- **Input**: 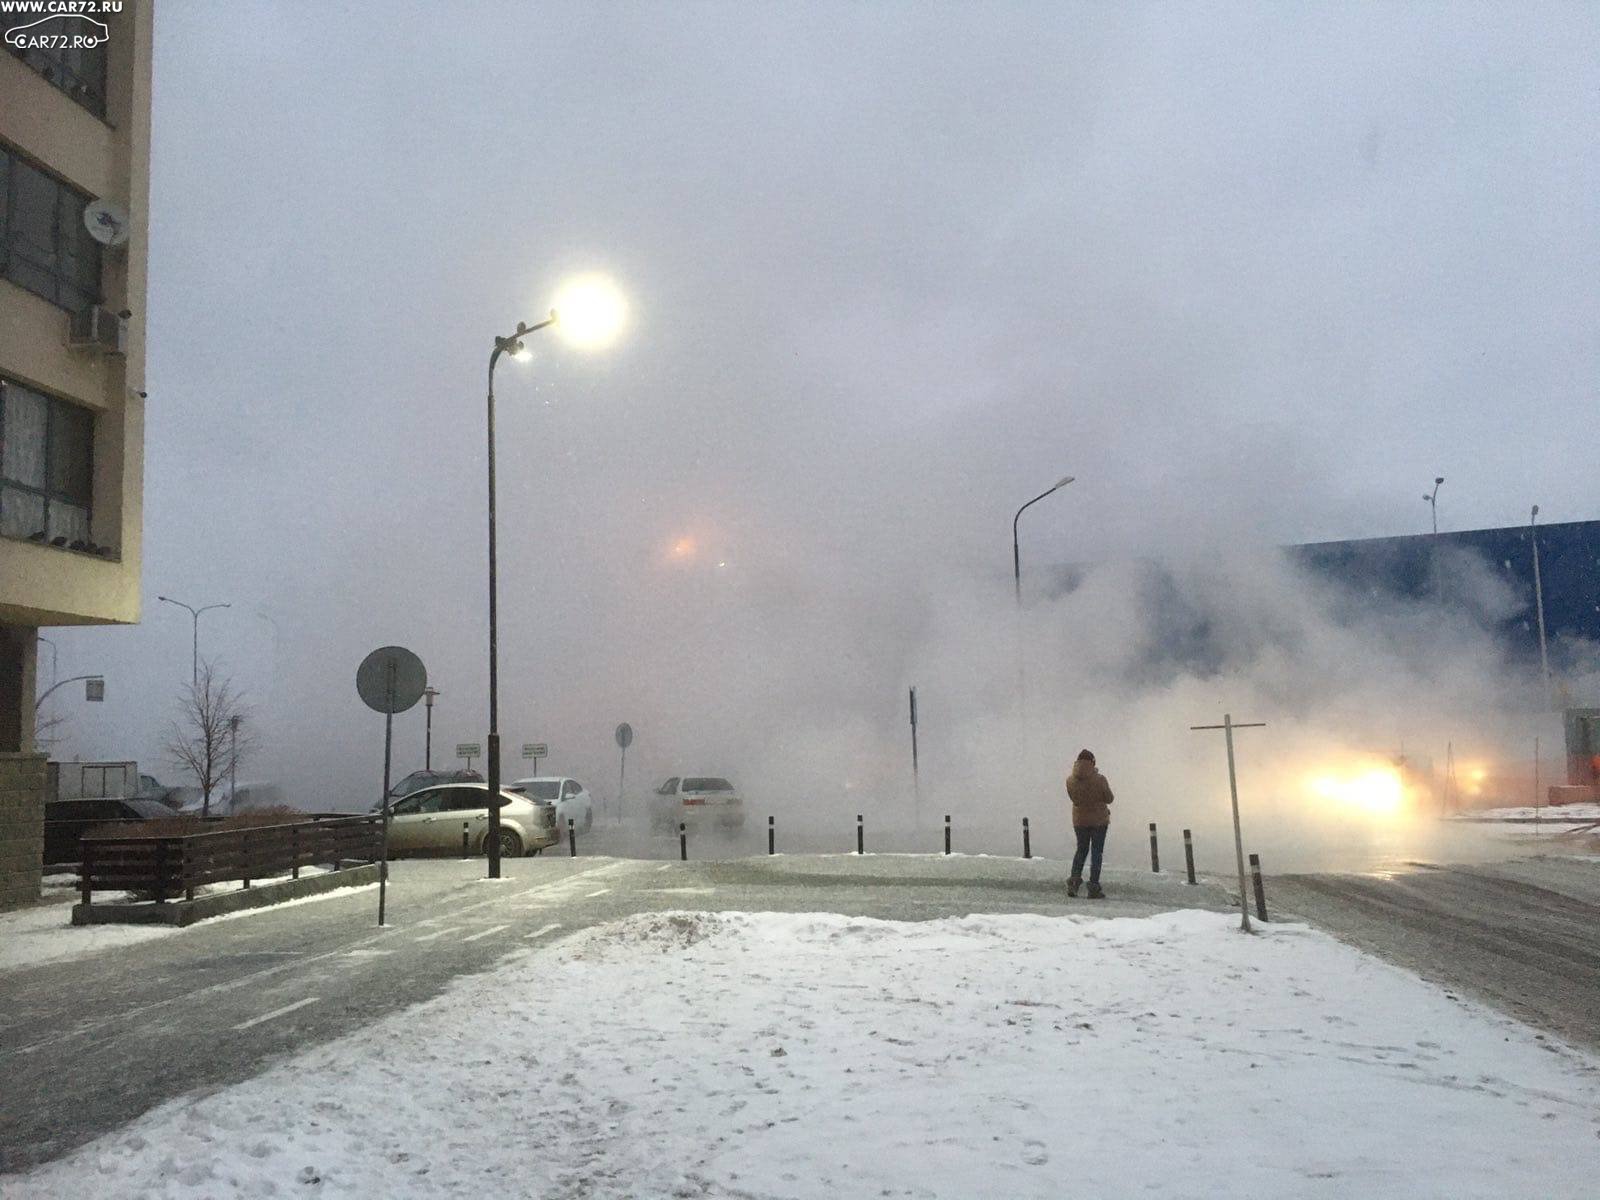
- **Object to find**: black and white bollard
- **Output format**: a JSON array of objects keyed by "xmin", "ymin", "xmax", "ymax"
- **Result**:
[
  {"xmin": 568, "ymin": 817, "xmax": 577, "ymax": 857},
  {"xmin": 1149, "ymin": 822, "xmax": 1160, "ymax": 873},
  {"xmin": 1183, "ymin": 828, "xmax": 1196, "ymax": 885},
  {"xmin": 767, "ymin": 814, "xmax": 775, "ymax": 856},
  {"xmin": 461, "ymin": 821, "xmax": 470, "ymax": 859},
  {"xmin": 944, "ymin": 814, "xmax": 952, "ymax": 855},
  {"xmin": 1022, "ymin": 817, "xmax": 1032, "ymax": 860},
  {"xmin": 856, "ymin": 813, "xmax": 864, "ymax": 855},
  {"xmin": 679, "ymin": 821, "xmax": 688, "ymax": 862},
  {"xmin": 1249, "ymin": 853, "xmax": 1268, "ymax": 921}
]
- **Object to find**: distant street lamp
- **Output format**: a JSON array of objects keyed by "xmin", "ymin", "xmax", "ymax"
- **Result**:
[
  {"xmin": 1422, "ymin": 477, "xmax": 1444, "ymax": 606},
  {"xmin": 228, "ymin": 714, "xmax": 242, "ymax": 814},
  {"xmin": 36, "ymin": 635, "xmax": 57, "ymax": 685},
  {"xmin": 1012, "ymin": 475, "xmax": 1075, "ymax": 608},
  {"xmin": 423, "ymin": 686, "xmax": 440, "ymax": 770},
  {"xmin": 35, "ymin": 674, "xmax": 105, "ymax": 706},
  {"xmin": 480, "ymin": 275, "xmax": 626, "ymax": 879},
  {"xmin": 1530, "ymin": 504, "xmax": 1552, "ymax": 708},
  {"xmin": 157, "ymin": 595, "xmax": 231, "ymax": 685}
]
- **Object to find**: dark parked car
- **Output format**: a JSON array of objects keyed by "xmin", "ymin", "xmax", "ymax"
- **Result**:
[{"xmin": 43, "ymin": 797, "xmax": 174, "ymax": 866}]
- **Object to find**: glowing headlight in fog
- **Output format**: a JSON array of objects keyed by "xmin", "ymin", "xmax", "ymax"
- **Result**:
[{"xmin": 1309, "ymin": 769, "xmax": 1404, "ymax": 815}]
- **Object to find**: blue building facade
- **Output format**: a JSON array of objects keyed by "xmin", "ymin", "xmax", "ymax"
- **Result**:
[{"xmin": 1290, "ymin": 519, "xmax": 1600, "ymax": 662}]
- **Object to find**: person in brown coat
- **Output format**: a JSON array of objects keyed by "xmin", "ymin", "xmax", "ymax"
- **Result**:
[{"xmin": 1065, "ymin": 748, "xmax": 1113, "ymax": 898}]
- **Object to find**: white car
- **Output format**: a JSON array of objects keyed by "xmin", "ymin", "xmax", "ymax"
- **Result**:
[
  {"xmin": 507, "ymin": 776, "xmax": 594, "ymax": 838},
  {"xmin": 649, "ymin": 776, "xmax": 746, "ymax": 835}
]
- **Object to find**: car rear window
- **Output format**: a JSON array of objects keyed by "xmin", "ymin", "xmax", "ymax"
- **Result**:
[
  {"xmin": 518, "ymin": 781, "xmax": 560, "ymax": 800},
  {"xmin": 682, "ymin": 778, "xmax": 733, "ymax": 792}
]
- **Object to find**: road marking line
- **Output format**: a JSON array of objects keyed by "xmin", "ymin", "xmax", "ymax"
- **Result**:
[
  {"xmin": 524, "ymin": 922, "xmax": 563, "ymax": 940},
  {"xmin": 0, "ymin": 860, "xmax": 640, "ymax": 1061},
  {"xmin": 344, "ymin": 949, "xmax": 393, "ymax": 958},
  {"xmin": 462, "ymin": 924, "xmax": 508, "ymax": 943},
  {"xmin": 585, "ymin": 888, "xmax": 612, "ymax": 897},
  {"xmin": 413, "ymin": 927, "xmax": 461, "ymax": 943},
  {"xmin": 233, "ymin": 997, "xmax": 317, "ymax": 1031}
]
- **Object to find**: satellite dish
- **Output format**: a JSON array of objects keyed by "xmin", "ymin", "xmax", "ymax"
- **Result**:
[
  {"xmin": 357, "ymin": 646, "xmax": 427, "ymax": 714},
  {"xmin": 83, "ymin": 199, "xmax": 130, "ymax": 248}
]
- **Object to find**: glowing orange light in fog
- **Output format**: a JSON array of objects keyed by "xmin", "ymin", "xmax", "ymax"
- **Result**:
[
  {"xmin": 1307, "ymin": 767, "xmax": 1405, "ymax": 816},
  {"xmin": 667, "ymin": 536, "xmax": 698, "ymax": 562}
]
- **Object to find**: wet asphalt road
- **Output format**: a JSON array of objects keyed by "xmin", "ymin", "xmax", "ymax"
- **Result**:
[
  {"xmin": 1271, "ymin": 854, "xmax": 1600, "ymax": 1055},
  {"xmin": 0, "ymin": 844, "xmax": 1229, "ymax": 1174}
]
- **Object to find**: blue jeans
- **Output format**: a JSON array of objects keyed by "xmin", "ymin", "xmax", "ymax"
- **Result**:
[{"xmin": 1071, "ymin": 824, "xmax": 1108, "ymax": 885}]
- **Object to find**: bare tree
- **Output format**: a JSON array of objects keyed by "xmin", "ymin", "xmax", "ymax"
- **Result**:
[{"xmin": 164, "ymin": 659, "xmax": 254, "ymax": 817}]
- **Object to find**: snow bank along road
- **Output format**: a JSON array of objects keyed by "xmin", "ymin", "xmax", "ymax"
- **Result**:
[
  {"xmin": 0, "ymin": 853, "xmax": 1227, "ymax": 1173},
  {"xmin": 11, "ymin": 908, "xmax": 1600, "ymax": 1199},
  {"xmin": 1273, "ymin": 855, "xmax": 1600, "ymax": 1054}
]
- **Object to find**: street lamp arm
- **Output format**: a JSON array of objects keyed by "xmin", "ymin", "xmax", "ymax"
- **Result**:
[{"xmin": 36, "ymin": 674, "xmax": 102, "ymax": 706}]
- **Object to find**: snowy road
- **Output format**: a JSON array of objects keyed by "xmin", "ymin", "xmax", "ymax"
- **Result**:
[
  {"xmin": 0, "ymin": 852, "xmax": 1227, "ymax": 1174},
  {"xmin": 10, "ymin": 907, "xmax": 1600, "ymax": 1199},
  {"xmin": 1272, "ymin": 855, "xmax": 1600, "ymax": 1053}
]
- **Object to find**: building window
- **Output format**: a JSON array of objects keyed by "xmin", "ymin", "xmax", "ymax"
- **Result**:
[
  {"xmin": 1, "ymin": 13, "xmax": 108, "ymax": 119},
  {"xmin": 0, "ymin": 142, "xmax": 103, "ymax": 313},
  {"xmin": 0, "ymin": 377, "xmax": 93, "ymax": 547}
]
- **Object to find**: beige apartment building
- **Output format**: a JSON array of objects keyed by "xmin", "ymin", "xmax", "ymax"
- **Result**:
[{"xmin": 0, "ymin": 3, "xmax": 153, "ymax": 906}]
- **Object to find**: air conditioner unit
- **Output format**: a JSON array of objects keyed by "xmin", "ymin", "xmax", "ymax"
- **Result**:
[{"xmin": 68, "ymin": 306, "xmax": 128, "ymax": 355}]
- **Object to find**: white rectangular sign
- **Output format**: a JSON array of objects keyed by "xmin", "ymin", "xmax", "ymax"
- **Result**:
[
  {"xmin": 521, "ymin": 743, "xmax": 548, "ymax": 760},
  {"xmin": 455, "ymin": 742, "xmax": 481, "ymax": 759}
]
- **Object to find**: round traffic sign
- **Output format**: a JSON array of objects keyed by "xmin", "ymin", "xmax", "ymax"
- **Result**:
[
  {"xmin": 357, "ymin": 646, "xmax": 427, "ymax": 714},
  {"xmin": 615, "ymin": 722, "xmax": 633, "ymax": 749}
]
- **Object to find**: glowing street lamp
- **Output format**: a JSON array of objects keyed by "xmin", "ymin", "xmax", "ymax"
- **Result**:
[{"xmin": 480, "ymin": 275, "xmax": 626, "ymax": 878}]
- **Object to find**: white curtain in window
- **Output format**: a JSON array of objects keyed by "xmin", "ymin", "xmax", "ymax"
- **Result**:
[{"xmin": 2, "ymin": 385, "xmax": 47, "ymax": 489}]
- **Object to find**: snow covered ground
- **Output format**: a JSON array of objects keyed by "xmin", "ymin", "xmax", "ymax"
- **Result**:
[
  {"xmin": 0, "ymin": 901, "xmax": 175, "ymax": 973},
  {"xmin": 10, "ymin": 908, "xmax": 1600, "ymax": 1199},
  {"xmin": 1454, "ymin": 803, "xmax": 1600, "ymax": 822}
]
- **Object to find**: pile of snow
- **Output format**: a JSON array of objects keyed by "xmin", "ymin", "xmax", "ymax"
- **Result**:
[{"xmin": 11, "ymin": 909, "xmax": 1600, "ymax": 1198}]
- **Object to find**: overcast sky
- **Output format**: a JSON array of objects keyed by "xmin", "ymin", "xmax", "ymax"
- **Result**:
[{"xmin": 49, "ymin": 0, "xmax": 1600, "ymax": 805}]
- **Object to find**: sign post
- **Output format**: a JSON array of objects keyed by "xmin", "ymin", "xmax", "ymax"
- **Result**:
[
  {"xmin": 1189, "ymin": 712, "xmax": 1266, "ymax": 932},
  {"xmin": 357, "ymin": 646, "xmax": 428, "ymax": 928},
  {"xmin": 909, "ymin": 687, "xmax": 921, "ymax": 830},
  {"xmin": 521, "ymin": 742, "xmax": 549, "ymax": 775},
  {"xmin": 455, "ymin": 742, "xmax": 481, "ymax": 772},
  {"xmin": 615, "ymin": 723, "xmax": 633, "ymax": 822}
]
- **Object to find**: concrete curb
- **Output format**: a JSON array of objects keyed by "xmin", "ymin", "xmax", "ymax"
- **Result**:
[{"xmin": 71, "ymin": 862, "xmax": 379, "ymax": 927}]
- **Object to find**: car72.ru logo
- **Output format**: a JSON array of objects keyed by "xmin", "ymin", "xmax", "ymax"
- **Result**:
[{"xmin": 4, "ymin": 14, "xmax": 112, "ymax": 52}]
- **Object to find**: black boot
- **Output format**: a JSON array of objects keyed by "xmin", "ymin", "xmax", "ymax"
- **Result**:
[
  {"xmin": 1067, "ymin": 876, "xmax": 1081, "ymax": 898},
  {"xmin": 1087, "ymin": 882, "xmax": 1105, "ymax": 900}
]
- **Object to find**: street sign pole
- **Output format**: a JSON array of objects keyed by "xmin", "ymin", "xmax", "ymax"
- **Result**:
[
  {"xmin": 1190, "ymin": 712, "xmax": 1267, "ymax": 933},
  {"xmin": 357, "ymin": 646, "xmax": 428, "ymax": 931},
  {"xmin": 909, "ymin": 687, "xmax": 921, "ymax": 831},
  {"xmin": 614, "ymin": 723, "xmax": 634, "ymax": 824},
  {"xmin": 379, "ymin": 660, "xmax": 395, "ymax": 927}
]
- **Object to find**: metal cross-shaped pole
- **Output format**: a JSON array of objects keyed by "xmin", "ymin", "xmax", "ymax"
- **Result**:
[{"xmin": 1190, "ymin": 713, "xmax": 1266, "ymax": 932}]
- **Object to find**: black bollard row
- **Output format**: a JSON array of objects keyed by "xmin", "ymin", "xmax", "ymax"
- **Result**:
[
  {"xmin": 856, "ymin": 813, "xmax": 864, "ymax": 855},
  {"xmin": 1149, "ymin": 822, "xmax": 1160, "ymax": 873},
  {"xmin": 1249, "ymin": 853, "xmax": 1268, "ymax": 921},
  {"xmin": 679, "ymin": 821, "xmax": 688, "ymax": 862},
  {"xmin": 943, "ymin": 814, "xmax": 952, "ymax": 855},
  {"xmin": 1022, "ymin": 817, "xmax": 1032, "ymax": 860},
  {"xmin": 462, "ymin": 821, "xmax": 470, "ymax": 860},
  {"xmin": 767, "ymin": 814, "xmax": 775, "ymax": 856},
  {"xmin": 568, "ymin": 817, "xmax": 577, "ymax": 857},
  {"xmin": 1183, "ymin": 828, "xmax": 1196, "ymax": 885}
]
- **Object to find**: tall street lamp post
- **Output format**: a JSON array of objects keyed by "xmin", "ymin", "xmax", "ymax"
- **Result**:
[
  {"xmin": 483, "ymin": 313, "xmax": 556, "ymax": 878},
  {"xmin": 156, "ymin": 595, "xmax": 231, "ymax": 685},
  {"xmin": 1530, "ymin": 504, "xmax": 1552, "ymax": 708},
  {"xmin": 479, "ymin": 274, "xmax": 627, "ymax": 880},
  {"xmin": 1422, "ymin": 477, "xmax": 1444, "ymax": 606},
  {"xmin": 1012, "ymin": 475, "xmax": 1074, "ymax": 608},
  {"xmin": 423, "ymin": 686, "xmax": 439, "ymax": 770}
]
